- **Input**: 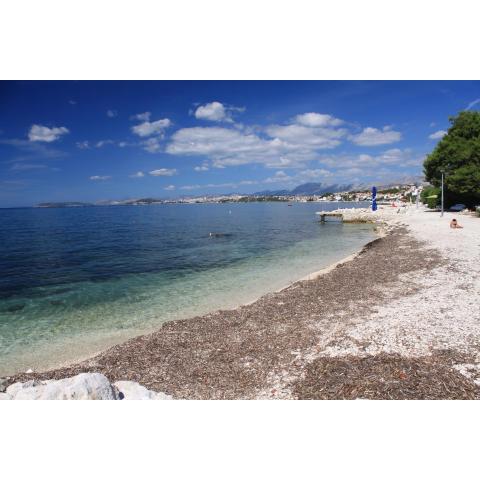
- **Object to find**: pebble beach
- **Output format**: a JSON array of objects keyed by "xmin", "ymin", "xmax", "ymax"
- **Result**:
[{"xmin": 3, "ymin": 206, "xmax": 480, "ymax": 400}]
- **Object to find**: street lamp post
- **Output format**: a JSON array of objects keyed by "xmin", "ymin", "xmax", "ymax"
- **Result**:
[
  {"xmin": 440, "ymin": 170, "xmax": 444, "ymax": 217},
  {"xmin": 439, "ymin": 164, "xmax": 451, "ymax": 217}
]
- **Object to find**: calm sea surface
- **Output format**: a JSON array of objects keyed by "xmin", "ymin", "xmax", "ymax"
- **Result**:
[{"xmin": 0, "ymin": 202, "xmax": 375, "ymax": 375}]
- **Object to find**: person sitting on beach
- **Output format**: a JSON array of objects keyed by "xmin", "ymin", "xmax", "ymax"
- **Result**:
[{"xmin": 450, "ymin": 218, "xmax": 463, "ymax": 229}]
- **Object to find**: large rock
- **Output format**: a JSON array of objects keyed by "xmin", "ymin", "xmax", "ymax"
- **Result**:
[
  {"xmin": 2, "ymin": 373, "xmax": 173, "ymax": 400},
  {"xmin": 6, "ymin": 373, "xmax": 117, "ymax": 400},
  {"xmin": 114, "ymin": 381, "xmax": 172, "ymax": 400}
]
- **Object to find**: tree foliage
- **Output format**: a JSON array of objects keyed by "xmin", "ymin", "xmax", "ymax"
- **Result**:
[
  {"xmin": 424, "ymin": 111, "xmax": 480, "ymax": 207},
  {"xmin": 420, "ymin": 185, "xmax": 440, "ymax": 209}
]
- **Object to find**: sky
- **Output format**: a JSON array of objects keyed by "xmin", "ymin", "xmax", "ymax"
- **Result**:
[{"xmin": 1, "ymin": 80, "xmax": 479, "ymax": 207}]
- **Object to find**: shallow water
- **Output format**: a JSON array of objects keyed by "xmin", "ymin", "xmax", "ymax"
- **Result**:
[{"xmin": 0, "ymin": 202, "xmax": 375, "ymax": 375}]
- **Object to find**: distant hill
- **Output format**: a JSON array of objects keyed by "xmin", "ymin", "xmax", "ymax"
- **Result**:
[
  {"xmin": 255, "ymin": 182, "xmax": 353, "ymax": 196},
  {"xmin": 253, "ymin": 188, "xmax": 290, "ymax": 196},
  {"xmin": 291, "ymin": 182, "xmax": 353, "ymax": 195},
  {"xmin": 34, "ymin": 178, "xmax": 426, "ymax": 208},
  {"xmin": 36, "ymin": 202, "xmax": 93, "ymax": 208}
]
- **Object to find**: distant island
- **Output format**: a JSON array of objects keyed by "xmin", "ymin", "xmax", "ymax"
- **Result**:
[{"xmin": 36, "ymin": 181, "xmax": 425, "ymax": 208}]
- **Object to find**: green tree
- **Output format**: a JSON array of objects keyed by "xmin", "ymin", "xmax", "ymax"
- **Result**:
[
  {"xmin": 420, "ymin": 185, "xmax": 440, "ymax": 209},
  {"xmin": 423, "ymin": 111, "xmax": 480, "ymax": 208}
]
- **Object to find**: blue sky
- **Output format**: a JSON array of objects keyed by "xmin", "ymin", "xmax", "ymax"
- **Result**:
[{"xmin": 1, "ymin": 80, "xmax": 479, "ymax": 207}]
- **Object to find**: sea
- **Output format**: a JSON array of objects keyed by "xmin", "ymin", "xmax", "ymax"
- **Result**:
[{"xmin": 0, "ymin": 202, "xmax": 376, "ymax": 375}]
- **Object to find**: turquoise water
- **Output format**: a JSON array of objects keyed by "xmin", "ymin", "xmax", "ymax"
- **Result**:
[{"xmin": 0, "ymin": 202, "xmax": 375, "ymax": 375}]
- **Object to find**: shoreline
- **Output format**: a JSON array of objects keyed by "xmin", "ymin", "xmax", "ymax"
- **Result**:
[
  {"xmin": 5, "ymin": 208, "xmax": 480, "ymax": 399},
  {"xmin": 251, "ymin": 235, "xmax": 381, "ymax": 301},
  {"xmin": 4, "ymin": 227, "xmax": 386, "ymax": 388},
  {"xmin": 1, "ymin": 224, "xmax": 378, "ymax": 377}
]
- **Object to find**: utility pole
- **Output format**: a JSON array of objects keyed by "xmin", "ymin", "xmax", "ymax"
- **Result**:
[{"xmin": 440, "ymin": 170, "xmax": 444, "ymax": 217}]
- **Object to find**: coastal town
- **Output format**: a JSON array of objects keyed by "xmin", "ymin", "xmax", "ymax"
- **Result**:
[{"xmin": 36, "ymin": 182, "xmax": 424, "ymax": 207}]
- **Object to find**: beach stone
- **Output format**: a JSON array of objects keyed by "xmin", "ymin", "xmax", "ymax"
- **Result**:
[
  {"xmin": 0, "ymin": 378, "xmax": 7, "ymax": 393},
  {"xmin": 6, "ymin": 373, "xmax": 118, "ymax": 400},
  {"xmin": 114, "ymin": 381, "xmax": 172, "ymax": 400}
]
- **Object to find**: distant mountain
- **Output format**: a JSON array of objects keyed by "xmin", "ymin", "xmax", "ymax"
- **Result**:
[
  {"xmin": 290, "ymin": 182, "xmax": 353, "ymax": 195},
  {"xmin": 376, "ymin": 175, "xmax": 426, "ymax": 188},
  {"xmin": 252, "ymin": 188, "xmax": 290, "ymax": 196},
  {"xmin": 254, "ymin": 182, "xmax": 353, "ymax": 196}
]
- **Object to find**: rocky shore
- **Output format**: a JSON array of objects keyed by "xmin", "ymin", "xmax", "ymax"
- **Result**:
[
  {"xmin": 0, "ymin": 372, "xmax": 172, "ymax": 400},
  {"xmin": 2, "ymin": 207, "xmax": 479, "ymax": 400}
]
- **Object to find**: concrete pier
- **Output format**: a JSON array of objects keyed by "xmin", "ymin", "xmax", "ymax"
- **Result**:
[
  {"xmin": 316, "ymin": 212, "xmax": 344, "ymax": 222},
  {"xmin": 315, "ymin": 208, "xmax": 381, "ymax": 223}
]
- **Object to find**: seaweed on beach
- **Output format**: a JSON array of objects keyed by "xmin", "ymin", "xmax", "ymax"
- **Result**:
[
  {"xmin": 293, "ymin": 351, "xmax": 479, "ymax": 400},
  {"xmin": 357, "ymin": 237, "xmax": 383, "ymax": 254},
  {"xmin": 7, "ymin": 227, "xmax": 460, "ymax": 400}
]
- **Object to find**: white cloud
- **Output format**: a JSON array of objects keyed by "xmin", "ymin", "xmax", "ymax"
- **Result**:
[
  {"xmin": 298, "ymin": 168, "xmax": 333, "ymax": 179},
  {"xmin": 164, "ymin": 185, "xmax": 176, "ymax": 191},
  {"xmin": 76, "ymin": 141, "xmax": 90, "ymax": 149},
  {"xmin": 0, "ymin": 138, "xmax": 65, "ymax": 163},
  {"xmin": 90, "ymin": 175, "xmax": 111, "ymax": 180},
  {"xmin": 263, "ymin": 170, "xmax": 290, "ymax": 183},
  {"xmin": 194, "ymin": 164, "xmax": 209, "ymax": 172},
  {"xmin": 10, "ymin": 163, "xmax": 48, "ymax": 171},
  {"xmin": 130, "ymin": 171, "xmax": 145, "ymax": 178},
  {"xmin": 149, "ymin": 168, "xmax": 177, "ymax": 176},
  {"xmin": 28, "ymin": 124, "xmax": 69, "ymax": 143},
  {"xmin": 167, "ymin": 127, "xmax": 272, "ymax": 165},
  {"xmin": 255, "ymin": 150, "xmax": 424, "ymax": 188},
  {"xmin": 375, "ymin": 148, "xmax": 423, "ymax": 166},
  {"xmin": 96, "ymin": 139, "xmax": 115, "ymax": 148},
  {"xmin": 180, "ymin": 181, "xmax": 249, "ymax": 191},
  {"xmin": 265, "ymin": 123, "xmax": 346, "ymax": 148},
  {"xmin": 294, "ymin": 112, "xmax": 343, "ymax": 127},
  {"xmin": 264, "ymin": 168, "xmax": 332, "ymax": 185},
  {"xmin": 107, "ymin": 109, "xmax": 118, "ymax": 118},
  {"xmin": 142, "ymin": 137, "xmax": 162, "ymax": 153},
  {"xmin": 130, "ymin": 114, "xmax": 171, "ymax": 152},
  {"xmin": 194, "ymin": 101, "xmax": 245, "ymax": 123},
  {"xmin": 131, "ymin": 112, "xmax": 151, "ymax": 122},
  {"xmin": 132, "ymin": 118, "xmax": 171, "ymax": 137},
  {"xmin": 178, "ymin": 168, "xmax": 335, "ymax": 192},
  {"xmin": 429, "ymin": 130, "xmax": 447, "ymax": 140},
  {"xmin": 466, "ymin": 98, "xmax": 480, "ymax": 110},
  {"xmin": 320, "ymin": 148, "xmax": 424, "ymax": 170},
  {"xmin": 195, "ymin": 102, "xmax": 229, "ymax": 122},
  {"xmin": 166, "ymin": 121, "xmax": 343, "ymax": 169},
  {"xmin": 166, "ymin": 112, "xmax": 404, "ymax": 173},
  {"xmin": 89, "ymin": 140, "xmax": 132, "ymax": 149},
  {"xmin": 349, "ymin": 126, "xmax": 401, "ymax": 146}
]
